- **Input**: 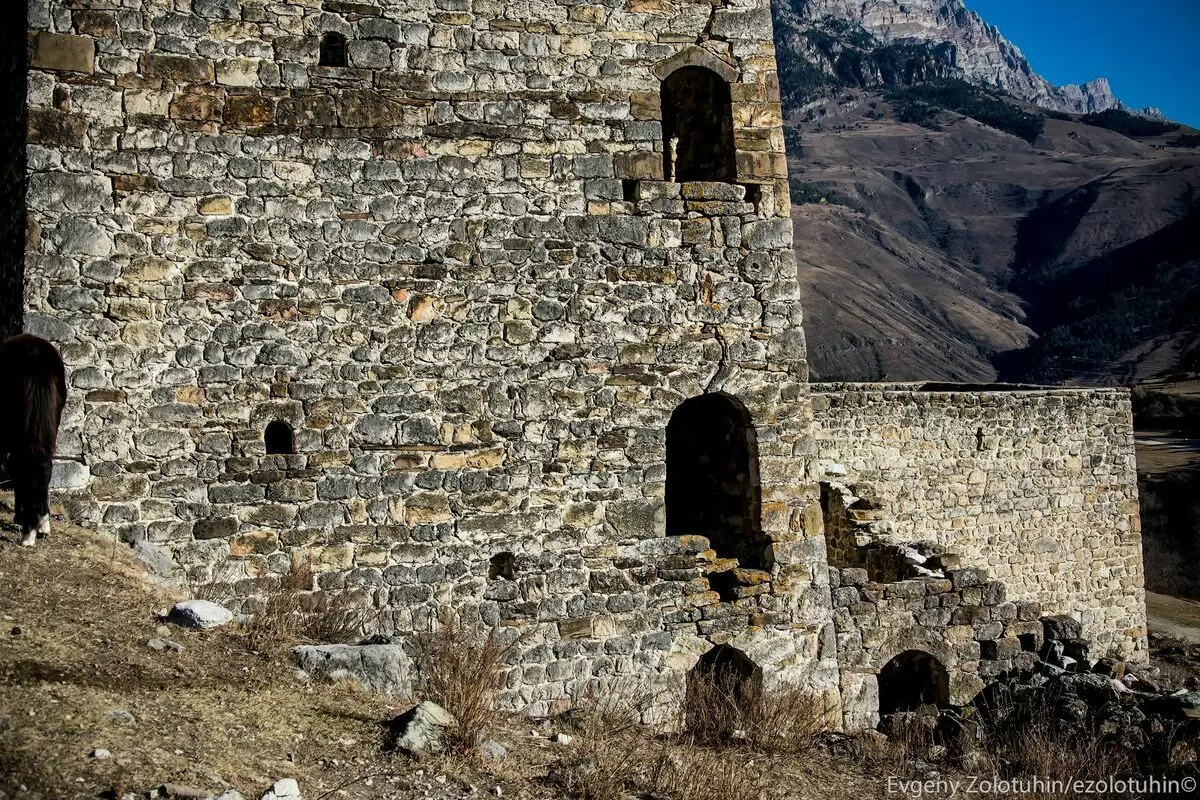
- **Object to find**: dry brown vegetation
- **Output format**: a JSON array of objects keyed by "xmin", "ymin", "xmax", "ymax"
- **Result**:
[
  {"xmin": 409, "ymin": 616, "xmax": 514, "ymax": 753},
  {"xmin": 0, "ymin": 514, "xmax": 405, "ymax": 799},
  {"xmin": 3, "ymin": 509, "xmax": 1198, "ymax": 800}
]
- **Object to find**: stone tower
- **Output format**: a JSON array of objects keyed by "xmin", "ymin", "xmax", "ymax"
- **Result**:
[
  {"xmin": 24, "ymin": 0, "xmax": 843, "ymax": 718},
  {"xmin": 22, "ymin": 0, "xmax": 1148, "ymax": 728}
]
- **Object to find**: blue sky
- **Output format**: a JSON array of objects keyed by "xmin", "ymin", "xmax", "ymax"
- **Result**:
[{"xmin": 967, "ymin": 0, "xmax": 1199, "ymax": 127}]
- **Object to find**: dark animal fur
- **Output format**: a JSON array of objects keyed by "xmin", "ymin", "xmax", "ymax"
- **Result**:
[{"xmin": 0, "ymin": 334, "xmax": 66, "ymax": 537}]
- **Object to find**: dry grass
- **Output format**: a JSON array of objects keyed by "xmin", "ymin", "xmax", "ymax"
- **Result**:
[
  {"xmin": 549, "ymin": 689, "xmax": 767, "ymax": 800},
  {"xmin": 545, "ymin": 677, "xmax": 836, "ymax": 800},
  {"xmin": 682, "ymin": 669, "xmax": 824, "ymax": 754},
  {"xmin": 0, "ymin": 515, "xmax": 407, "ymax": 799},
  {"xmin": 976, "ymin": 689, "xmax": 1137, "ymax": 800},
  {"xmin": 239, "ymin": 556, "xmax": 375, "ymax": 653},
  {"xmin": 409, "ymin": 616, "xmax": 514, "ymax": 754}
]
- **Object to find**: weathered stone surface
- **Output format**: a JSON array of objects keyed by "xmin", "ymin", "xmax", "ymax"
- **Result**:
[
  {"xmin": 293, "ymin": 643, "xmax": 413, "ymax": 696},
  {"xmin": 22, "ymin": 0, "xmax": 1142, "ymax": 735},
  {"xmin": 389, "ymin": 700, "xmax": 457, "ymax": 756},
  {"xmin": 31, "ymin": 33, "xmax": 95, "ymax": 74},
  {"xmin": 259, "ymin": 779, "xmax": 302, "ymax": 800},
  {"xmin": 167, "ymin": 599, "xmax": 233, "ymax": 629}
]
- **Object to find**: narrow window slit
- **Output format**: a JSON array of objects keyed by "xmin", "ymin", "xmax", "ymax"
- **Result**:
[
  {"xmin": 489, "ymin": 552, "xmax": 516, "ymax": 580},
  {"xmin": 319, "ymin": 32, "xmax": 348, "ymax": 68},
  {"xmin": 265, "ymin": 420, "xmax": 295, "ymax": 455}
]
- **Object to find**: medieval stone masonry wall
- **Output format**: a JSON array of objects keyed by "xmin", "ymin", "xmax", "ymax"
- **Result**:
[
  {"xmin": 22, "ymin": 0, "xmax": 1148, "ymax": 729},
  {"xmin": 23, "ymin": 0, "xmax": 844, "ymax": 719},
  {"xmin": 810, "ymin": 384, "xmax": 1147, "ymax": 662}
]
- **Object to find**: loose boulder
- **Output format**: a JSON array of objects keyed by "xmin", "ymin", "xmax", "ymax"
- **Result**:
[
  {"xmin": 292, "ymin": 642, "xmax": 413, "ymax": 696},
  {"xmin": 166, "ymin": 599, "xmax": 233, "ymax": 629},
  {"xmin": 388, "ymin": 700, "xmax": 457, "ymax": 756},
  {"xmin": 260, "ymin": 779, "xmax": 301, "ymax": 800}
]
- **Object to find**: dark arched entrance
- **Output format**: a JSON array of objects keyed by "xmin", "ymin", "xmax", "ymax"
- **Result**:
[
  {"xmin": 878, "ymin": 650, "xmax": 951, "ymax": 715},
  {"xmin": 666, "ymin": 394, "xmax": 769, "ymax": 570},
  {"xmin": 0, "ymin": 2, "xmax": 28, "ymax": 341},
  {"xmin": 686, "ymin": 645, "xmax": 763, "ymax": 739},
  {"xmin": 661, "ymin": 66, "xmax": 737, "ymax": 183}
]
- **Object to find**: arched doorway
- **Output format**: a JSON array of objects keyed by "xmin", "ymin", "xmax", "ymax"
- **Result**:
[
  {"xmin": 686, "ymin": 645, "xmax": 763, "ymax": 739},
  {"xmin": 661, "ymin": 66, "xmax": 737, "ymax": 183},
  {"xmin": 666, "ymin": 394, "xmax": 768, "ymax": 569},
  {"xmin": 878, "ymin": 650, "xmax": 951, "ymax": 715}
]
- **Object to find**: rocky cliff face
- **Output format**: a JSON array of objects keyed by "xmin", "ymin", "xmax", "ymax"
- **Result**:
[{"xmin": 776, "ymin": 0, "xmax": 1152, "ymax": 116}]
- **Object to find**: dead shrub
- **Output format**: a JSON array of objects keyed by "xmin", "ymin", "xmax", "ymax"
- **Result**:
[
  {"xmin": 410, "ymin": 616, "xmax": 513, "ymax": 754},
  {"xmin": 978, "ymin": 689, "xmax": 1136, "ymax": 799},
  {"xmin": 245, "ymin": 557, "xmax": 374, "ymax": 652},
  {"xmin": 645, "ymin": 748, "xmax": 765, "ymax": 800},
  {"xmin": 553, "ymin": 685, "xmax": 766, "ymax": 800},
  {"xmin": 551, "ymin": 685, "xmax": 655, "ymax": 800},
  {"xmin": 875, "ymin": 707, "xmax": 941, "ymax": 770},
  {"xmin": 682, "ymin": 668, "xmax": 823, "ymax": 753}
]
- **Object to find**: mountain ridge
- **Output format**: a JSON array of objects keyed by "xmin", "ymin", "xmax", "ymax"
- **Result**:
[{"xmin": 773, "ymin": 0, "xmax": 1166, "ymax": 119}]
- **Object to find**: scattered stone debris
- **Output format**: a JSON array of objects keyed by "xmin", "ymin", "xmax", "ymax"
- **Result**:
[
  {"xmin": 152, "ymin": 784, "xmax": 211, "ymax": 799},
  {"xmin": 479, "ymin": 739, "xmax": 508, "ymax": 760},
  {"xmin": 292, "ymin": 641, "xmax": 412, "ymax": 696},
  {"xmin": 103, "ymin": 709, "xmax": 135, "ymax": 725},
  {"xmin": 165, "ymin": 599, "xmax": 233, "ymax": 629},
  {"xmin": 89, "ymin": 748, "xmax": 111, "ymax": 759},
  {"xmin": 877, "ymin": 615, "xmax": 1200, "ymax": 775},
  {"xmin": 551, "ymin": 732, "xmax": 573, "ymax": 746},
  {"xmin": 388, "ymin": 700, "xmax": 457, "ymax": 756},
  {"xmin": 147, "ymin": 637, "xmax": 184, "ymax": 653}
]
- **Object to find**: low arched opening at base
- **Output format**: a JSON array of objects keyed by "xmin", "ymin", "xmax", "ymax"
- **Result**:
[
  {"xmin": 878, "ymin": 649, "xmax": 950, "ymax": 715},
  {"xmin": 685, "ymin": 645, "xmax": 763, "ymax": 739}
]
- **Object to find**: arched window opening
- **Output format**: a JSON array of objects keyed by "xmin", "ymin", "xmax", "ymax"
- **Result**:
[
  {"xmin": 878, "ymin": 650, "xmax": 950, "ymax": 716},
  {"xmin": 686, "ymin": 645, "xmax": 763, "ymax": 740},
  {"xmin": 264, "ymin": 420, "xmax": 295, "ymax": 455},
  {"xmin": 661, "ymin": 66, "xmax": 737, "ymax": 183},
  {"xmin": 666, "ymin": 394, "xmax": 768, "ymax": 570},
  {"xmin": 319, "ymin": 32, "xmax": 348, "ymax": 68},
  {"xmin": 489, "ymin": 551, "xmax": 516, "ymax": 580}
]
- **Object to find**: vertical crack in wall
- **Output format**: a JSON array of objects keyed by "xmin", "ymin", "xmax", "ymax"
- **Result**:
[{"xmin": 705, "ymin": 325, "xmax": 732, "ymax": 393}]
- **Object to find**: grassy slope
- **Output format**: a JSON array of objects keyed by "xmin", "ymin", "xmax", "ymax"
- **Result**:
[{"xmin": 0, "ymin": 507, "xmax": 916, "ymax": 800}]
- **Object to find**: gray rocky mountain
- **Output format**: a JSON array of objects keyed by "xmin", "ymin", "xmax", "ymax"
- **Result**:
[{"xmin": 776, "ymin": 0, "xmax": 1163, "ymax": 118}]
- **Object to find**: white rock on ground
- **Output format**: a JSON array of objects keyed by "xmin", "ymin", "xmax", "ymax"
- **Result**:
[
  {"xmin": 391, "ymin": 700, "xmax": 457, "ymax": 756},
  {"xmin": 166, "ymin": 599, "xmax": 234, "ymax": 629},
  {"xmin": 292, "ymin": 643, "xmax": 413, "ymax": 696},
  {"xmin": 260, "ymin": 779, "xmax": 301, "ymax": 800}
]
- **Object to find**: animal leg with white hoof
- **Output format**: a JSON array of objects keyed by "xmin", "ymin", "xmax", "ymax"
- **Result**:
[{"xmin": 20, "ymin": 526, "xmax": 36, "ymax": 547}]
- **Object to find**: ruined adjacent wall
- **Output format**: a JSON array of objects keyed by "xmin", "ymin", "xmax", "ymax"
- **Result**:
[{"xmin": 811, "ymin": 384, "xmax": 1147, "ymax": 661}]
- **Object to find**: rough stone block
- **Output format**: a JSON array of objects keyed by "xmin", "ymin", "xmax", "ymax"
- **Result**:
[
  {"xmin": 31, "ymin": 33, "xmax": 95, "ymax": 74},
  {"xmin": 948, "ymin": 568, "xmax": 987, "ymax": 589}
]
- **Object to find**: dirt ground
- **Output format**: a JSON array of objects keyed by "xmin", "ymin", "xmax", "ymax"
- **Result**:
[{"xmin": 0, "ymin": 510, "xmax": 915, "ymax": 800}]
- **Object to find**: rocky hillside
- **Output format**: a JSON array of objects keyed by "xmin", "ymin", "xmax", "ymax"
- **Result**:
[
  {"xmin": 772, "ymin": 1, "xmax": 1200, "ymax": 381},
  {"xmin": 774, "ymin": 0, "xmax": 1161, "ymax": 117}
]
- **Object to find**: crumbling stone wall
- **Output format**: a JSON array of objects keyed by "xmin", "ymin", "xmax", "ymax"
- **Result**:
[
  {"xmin": 811, "ymin": 384, "xmax": 1147, "ymax": 662},
  {"xmin": 22, "ymin": 1, "xmax": 1149, "ymax": 728},
  {"xmin": 24, "ymin": 0, "xmax": 839, "ymax": 718},
  {"xmin": 832, "ymin": 564, "xmax": 1045, "ymax": 731}
]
